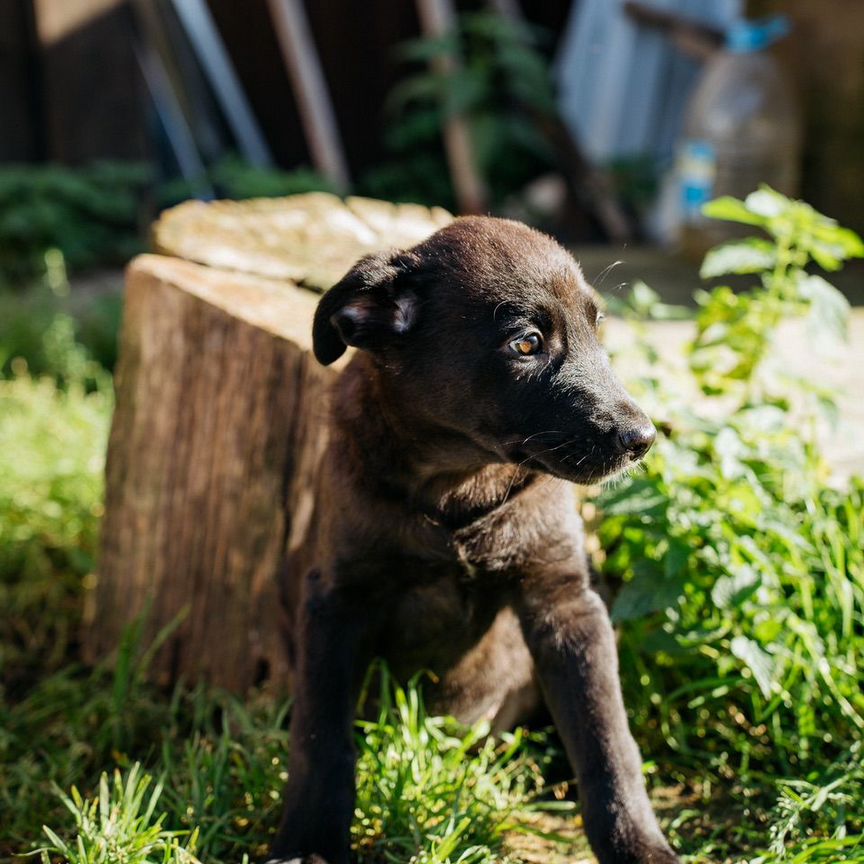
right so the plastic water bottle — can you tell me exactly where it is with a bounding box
[677,16,801,258]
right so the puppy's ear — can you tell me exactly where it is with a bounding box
[312,249,419,366]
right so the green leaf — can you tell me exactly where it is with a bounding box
[631,280,662,312]
[730,635,776,698]
[600,481,668,518]
[711,567,760,609]
[745,186,790,219]
[799,274,850,345]
[612,571,681,623]
[811,221,864,261]
[702,196,768,227]
[809,240,847,272]
[714,427,746,480]
[664,539,690,579]
[700,238,777,279]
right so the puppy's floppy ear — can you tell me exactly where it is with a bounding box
[312,249,419,366]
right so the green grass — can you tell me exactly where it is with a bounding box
[5,647,564,864]
[39,766,201,864]
[2,188,864,864]
[0,371,110,685]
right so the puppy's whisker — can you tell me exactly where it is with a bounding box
[499,434,572,506]
[502,430,564,447]
[527,438,577,460]
[562,442,596,466]
[500,461,529,507]
[521,429,563,445]
[594,259,623,288]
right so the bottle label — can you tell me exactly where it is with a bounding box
[679,140,717,219]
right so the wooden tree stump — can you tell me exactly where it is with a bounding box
[85,194,451,692]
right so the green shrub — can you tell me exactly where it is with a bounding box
[0,160,337,287]
[0,162,150,285]
[360,12,557,209]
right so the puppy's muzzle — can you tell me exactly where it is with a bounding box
[614,423,656,459]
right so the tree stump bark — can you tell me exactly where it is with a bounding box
[85,193,451,692]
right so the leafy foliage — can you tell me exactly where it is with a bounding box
[360,13,558,209]
[598,188,864,857]
[690,186,860,398]
[0,163,150,285]
[0,160,336,287]
[207,157,336,201]
[0,373,110,685]
[157,157,336,209]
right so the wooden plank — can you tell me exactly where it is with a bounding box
[0,0,40,160]
[267,0,351,191]
[415,0,488,214]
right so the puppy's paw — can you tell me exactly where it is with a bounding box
[641,844,680,864]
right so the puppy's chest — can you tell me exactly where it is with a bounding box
[379,552,505,673]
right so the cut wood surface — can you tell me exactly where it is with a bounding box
[86,195,450,691]
[153,192,453,290]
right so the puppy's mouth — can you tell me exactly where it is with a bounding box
[525,453,633,485]
[504,441,641,485]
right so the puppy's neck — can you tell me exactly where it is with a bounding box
[333,355,539,527]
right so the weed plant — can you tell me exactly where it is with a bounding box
[599,187,864,860]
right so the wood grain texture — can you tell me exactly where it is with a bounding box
[153,192,452,290]
[86,255,335,689]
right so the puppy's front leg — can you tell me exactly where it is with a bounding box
[270,570,372,864]
[516,580,678,864]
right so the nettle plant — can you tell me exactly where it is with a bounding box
[598,188,864,776]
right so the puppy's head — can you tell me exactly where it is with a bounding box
[313,216,654,484]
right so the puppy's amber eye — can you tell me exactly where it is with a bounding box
[508,332,542,357]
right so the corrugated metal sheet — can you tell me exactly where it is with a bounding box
[556,0,741,165]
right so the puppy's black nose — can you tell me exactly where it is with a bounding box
[616,423,656,458]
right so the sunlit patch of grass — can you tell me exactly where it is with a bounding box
[0,371,111,683]
[353,668,570,863]
[12,651,570,864]
[39,765,201,864]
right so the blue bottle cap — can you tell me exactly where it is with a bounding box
[727,16,791,53]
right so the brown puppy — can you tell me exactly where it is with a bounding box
[270,217,679,864]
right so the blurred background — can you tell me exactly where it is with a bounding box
[1,0,862,274]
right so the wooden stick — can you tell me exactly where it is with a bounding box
[267,0,350,192]
[171,0,274,167]
[416,0,488,214]
[486,0,633,242]
[623,1,724,59]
